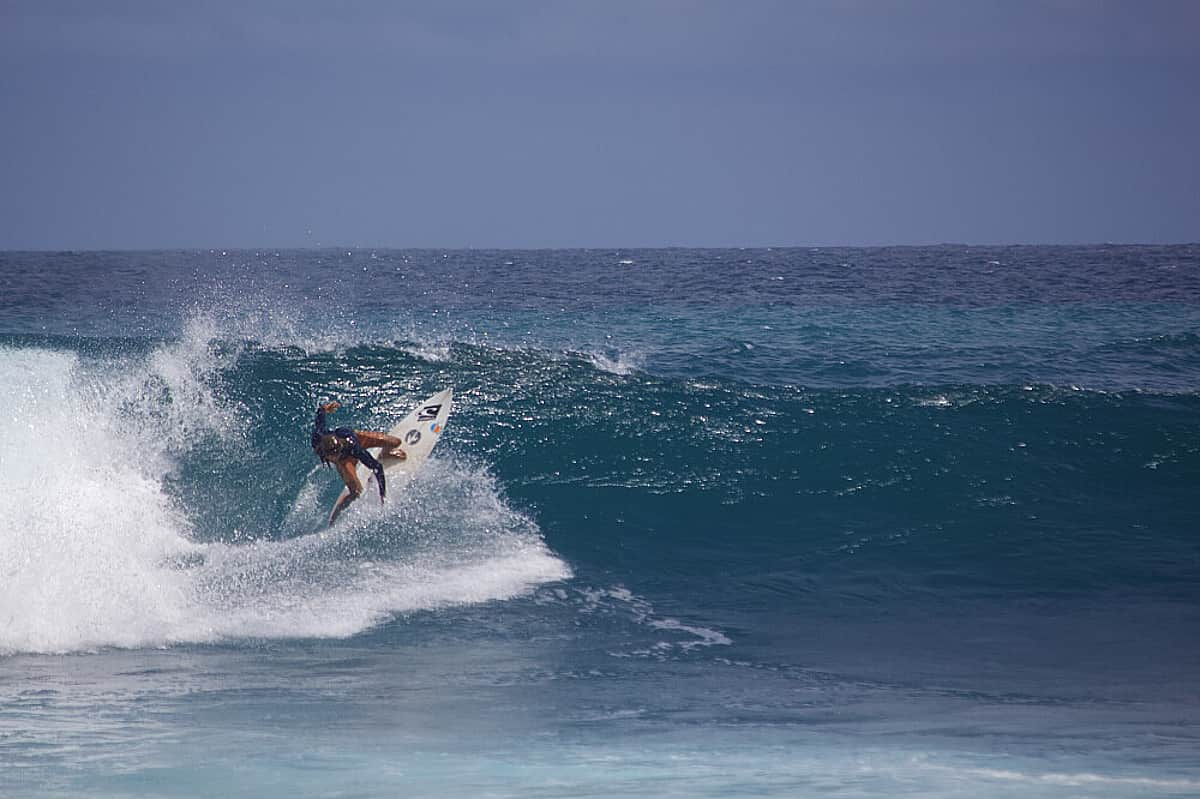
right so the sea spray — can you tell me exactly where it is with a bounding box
[0,347,202,653]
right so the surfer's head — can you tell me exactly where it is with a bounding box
[315,433,350,464]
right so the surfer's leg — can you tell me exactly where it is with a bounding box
[329,492,356,526]
[355,430,403,449]
[355,430,406,459]
[329,460,364,526]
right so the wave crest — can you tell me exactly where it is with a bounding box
[0,341,570,655]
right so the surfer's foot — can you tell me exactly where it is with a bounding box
[388,447,407,459]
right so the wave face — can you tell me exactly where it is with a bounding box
[0,334,568,655]
[1,246,1198,658]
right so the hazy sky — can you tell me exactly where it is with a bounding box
[2,1,1197,249]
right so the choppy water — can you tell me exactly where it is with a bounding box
[2,246,1198,796]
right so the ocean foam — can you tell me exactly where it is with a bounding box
[585,349,644,376]
[574,585,732,657]
[190,458,572,641]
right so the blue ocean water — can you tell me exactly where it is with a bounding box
[1,246,1198,797]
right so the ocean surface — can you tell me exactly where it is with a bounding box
[1,246,1198,797]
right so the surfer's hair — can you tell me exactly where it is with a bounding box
[315,433,349,465]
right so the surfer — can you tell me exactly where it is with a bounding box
[311,400,406,525]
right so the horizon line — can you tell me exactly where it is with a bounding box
[3,240,1198,254]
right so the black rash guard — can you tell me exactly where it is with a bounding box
[311,406,387,499]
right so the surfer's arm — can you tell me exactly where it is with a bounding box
[310,401,341,447]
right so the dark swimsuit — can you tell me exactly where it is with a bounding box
[311,406,387,499]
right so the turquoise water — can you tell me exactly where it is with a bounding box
[1,246,1198,796]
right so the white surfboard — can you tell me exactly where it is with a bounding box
[331,388,453,521]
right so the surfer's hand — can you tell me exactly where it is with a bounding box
[322,401,341,413]
[388,447,406,460]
